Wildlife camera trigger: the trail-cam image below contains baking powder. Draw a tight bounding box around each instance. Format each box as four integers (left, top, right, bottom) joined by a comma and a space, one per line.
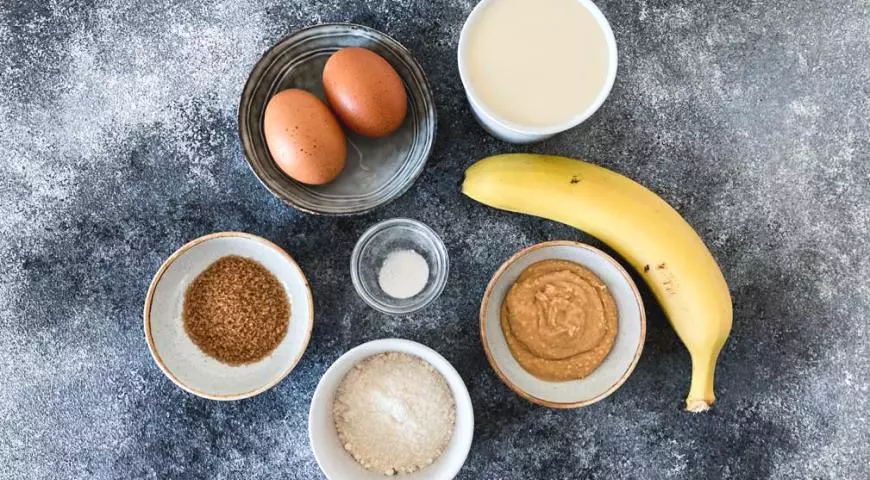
378, 249, 429, 299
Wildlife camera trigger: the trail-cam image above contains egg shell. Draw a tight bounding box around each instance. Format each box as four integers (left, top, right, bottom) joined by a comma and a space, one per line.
263, 89, 347, 185
322, 47, 408, 138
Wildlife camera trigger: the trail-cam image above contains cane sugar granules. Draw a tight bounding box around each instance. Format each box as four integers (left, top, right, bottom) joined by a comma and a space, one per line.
182, 255, 290, 365
333, 352, 456, 475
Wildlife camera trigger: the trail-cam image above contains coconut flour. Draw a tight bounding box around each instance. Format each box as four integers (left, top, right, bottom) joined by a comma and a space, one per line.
333, 352, 456, 475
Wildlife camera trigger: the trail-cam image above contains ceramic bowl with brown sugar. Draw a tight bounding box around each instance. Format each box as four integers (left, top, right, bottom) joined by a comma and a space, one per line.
480, 240, 646, 408
143, 232, 314, 401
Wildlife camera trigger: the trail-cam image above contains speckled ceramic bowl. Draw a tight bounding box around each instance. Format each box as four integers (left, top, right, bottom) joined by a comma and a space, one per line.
239, 23, 436, 215
480, 241, 645, 408
143, 232, 314, 401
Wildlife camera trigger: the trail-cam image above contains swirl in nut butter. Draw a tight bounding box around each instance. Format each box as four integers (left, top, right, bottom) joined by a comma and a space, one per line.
500, 260, 618, 381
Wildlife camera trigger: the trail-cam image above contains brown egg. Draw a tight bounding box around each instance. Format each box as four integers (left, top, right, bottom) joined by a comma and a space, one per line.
263, 89, 347, 185
322, 47, 408, 138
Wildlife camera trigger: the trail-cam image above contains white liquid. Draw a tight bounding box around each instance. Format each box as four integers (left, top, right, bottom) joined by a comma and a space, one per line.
378, 250, 429, 299
464, 0, 610, 127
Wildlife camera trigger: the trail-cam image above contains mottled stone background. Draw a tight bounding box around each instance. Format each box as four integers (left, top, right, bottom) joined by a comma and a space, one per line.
1, 0, 868, 478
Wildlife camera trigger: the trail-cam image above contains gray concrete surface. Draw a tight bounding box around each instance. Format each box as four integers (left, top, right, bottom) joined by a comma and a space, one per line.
1, 0, 868, 478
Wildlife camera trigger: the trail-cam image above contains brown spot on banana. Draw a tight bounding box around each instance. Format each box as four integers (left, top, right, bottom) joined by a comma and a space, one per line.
649, 264, 679, 296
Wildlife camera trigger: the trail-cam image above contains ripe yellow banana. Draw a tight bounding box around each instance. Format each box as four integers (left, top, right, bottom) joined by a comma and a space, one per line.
462, 154, 732, 412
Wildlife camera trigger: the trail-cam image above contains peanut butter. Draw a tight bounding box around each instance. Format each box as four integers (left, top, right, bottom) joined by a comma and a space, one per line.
500, 260, 618, 381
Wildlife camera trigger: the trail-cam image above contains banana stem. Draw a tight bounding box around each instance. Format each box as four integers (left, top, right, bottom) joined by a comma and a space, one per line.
686, 351, 718, 413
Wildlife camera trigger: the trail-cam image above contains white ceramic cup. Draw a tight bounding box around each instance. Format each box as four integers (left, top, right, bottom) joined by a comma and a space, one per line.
457, 0, 618, 144
309, 339, 474, 480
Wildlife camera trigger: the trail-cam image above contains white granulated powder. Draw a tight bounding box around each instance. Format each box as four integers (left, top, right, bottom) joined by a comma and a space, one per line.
378, 250, 429, 299
333, 352, 456, 476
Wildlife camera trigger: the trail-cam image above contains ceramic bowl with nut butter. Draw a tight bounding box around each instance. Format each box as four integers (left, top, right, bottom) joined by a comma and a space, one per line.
480, 241, 645, 408
144, 232, 314, 401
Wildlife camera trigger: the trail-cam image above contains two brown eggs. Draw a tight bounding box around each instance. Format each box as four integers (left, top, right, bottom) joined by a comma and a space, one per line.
263, 48, 408, 185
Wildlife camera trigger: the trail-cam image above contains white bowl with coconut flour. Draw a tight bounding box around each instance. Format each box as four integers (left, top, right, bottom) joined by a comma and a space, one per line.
309, 339, 474, 480
458, 0, 618, 143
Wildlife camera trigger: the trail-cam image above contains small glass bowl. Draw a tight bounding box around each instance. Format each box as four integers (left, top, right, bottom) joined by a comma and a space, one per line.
350, 218, 449, 314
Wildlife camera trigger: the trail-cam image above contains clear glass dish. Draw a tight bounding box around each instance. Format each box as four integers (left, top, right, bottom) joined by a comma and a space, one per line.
350, 218, 449, 314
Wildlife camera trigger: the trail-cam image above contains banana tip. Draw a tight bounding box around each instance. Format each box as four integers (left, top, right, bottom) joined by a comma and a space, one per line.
685, 399, 713, 413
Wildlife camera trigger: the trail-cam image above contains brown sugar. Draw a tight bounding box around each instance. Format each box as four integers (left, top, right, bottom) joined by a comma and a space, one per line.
183, 255, 290, 365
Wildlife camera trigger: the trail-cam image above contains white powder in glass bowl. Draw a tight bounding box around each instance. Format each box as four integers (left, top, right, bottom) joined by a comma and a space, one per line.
377, 249, 429, 299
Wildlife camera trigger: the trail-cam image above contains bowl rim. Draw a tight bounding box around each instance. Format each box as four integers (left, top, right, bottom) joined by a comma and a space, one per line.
238, 22, 437, 216
479, 240, 646, 409
349, 218, 450, 315
457, 0, 618, 136
142, 231, 315, 401
308, 338, 474, 480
